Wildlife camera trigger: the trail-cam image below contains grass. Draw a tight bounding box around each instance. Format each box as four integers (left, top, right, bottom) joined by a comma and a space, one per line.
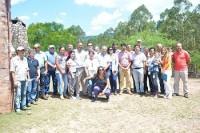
0, 78, 200, 132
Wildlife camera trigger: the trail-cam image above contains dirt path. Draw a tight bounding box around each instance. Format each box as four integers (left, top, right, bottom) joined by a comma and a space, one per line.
0, 78, 200, 133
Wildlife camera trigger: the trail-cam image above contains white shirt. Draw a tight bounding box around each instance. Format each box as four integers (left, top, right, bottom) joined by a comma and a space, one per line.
74, 49, 86, 68
98, 53, 110, 68
10, 56, 29, 81
132, 52, 146, 68
67, 59, 78, 73
85, 58, 99, 76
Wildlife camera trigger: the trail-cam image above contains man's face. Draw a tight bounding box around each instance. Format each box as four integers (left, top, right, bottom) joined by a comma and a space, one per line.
137, 41, 142, 46
34, 46, 40, 52
121, 45, 126, 51
18, 50, 25, 56
87, 43, 93, 51
176, 44, 182, 52
49, 47, 55, 53
134, 46, 140, 52
29, 51, 35, 58
127, 45, 131, 51
101, 47, 107, 54
68, 45, 73, 51
78, 43, 83, 50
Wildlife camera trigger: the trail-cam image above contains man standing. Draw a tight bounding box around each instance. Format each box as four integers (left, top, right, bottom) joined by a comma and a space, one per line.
132, 45, 146, 95
46, 45, 57, 96
34, 43, 48, 100
27, 49, 40, 106
65, 43, 73, 57
74, 42, 87, 98
137, 39, 144, 52
118, 43, 132, 95
10, 46, 30, 114
172, 43, 191, 98
98, 46, 110, 71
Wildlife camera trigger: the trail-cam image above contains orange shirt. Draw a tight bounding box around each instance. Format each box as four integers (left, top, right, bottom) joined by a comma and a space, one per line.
162, 54, 172, 70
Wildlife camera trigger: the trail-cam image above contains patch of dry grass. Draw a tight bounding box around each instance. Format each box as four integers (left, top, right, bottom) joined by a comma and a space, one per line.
0, 78, 200, 133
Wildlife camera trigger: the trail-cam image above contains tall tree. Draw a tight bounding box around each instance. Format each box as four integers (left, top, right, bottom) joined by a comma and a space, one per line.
67, 25, 86, 42
128, 4, 156, 34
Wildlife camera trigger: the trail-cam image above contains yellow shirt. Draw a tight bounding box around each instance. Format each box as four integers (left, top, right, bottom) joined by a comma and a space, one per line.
162, 54, 172, 70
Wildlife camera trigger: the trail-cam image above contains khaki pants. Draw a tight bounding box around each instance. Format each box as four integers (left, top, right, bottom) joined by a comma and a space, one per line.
173, 69, 188, 94
119, 68, 131, 93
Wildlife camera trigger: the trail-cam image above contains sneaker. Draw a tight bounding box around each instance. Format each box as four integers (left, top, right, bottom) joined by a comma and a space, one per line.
60, 95, 64, 100
167, 96, 172, 99
70, 96, 77, 100
64, 95, 69, 99
76, 96, 82, 100
16, 111, 22, 115
119, 92, 123, 95
184, 93, 188, 98
164, 95, 167, 99
41, 95, 48, 100
127, 91, 133, 95
45, 94, 49, 98
114, 92, 118, 95
172, 93, 179, 96
154, 94, 158, 98
27, 103, 31, 107
31, 101, 37, 105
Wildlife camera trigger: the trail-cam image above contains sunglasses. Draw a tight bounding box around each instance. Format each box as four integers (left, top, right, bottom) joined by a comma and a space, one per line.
109, 49, 113, 50
34, 47, 39, 49
98, 68, 104, 71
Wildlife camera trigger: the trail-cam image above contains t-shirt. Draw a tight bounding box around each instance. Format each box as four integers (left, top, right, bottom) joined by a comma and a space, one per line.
67, 58, 78, 73
92, 74, 108, 90
56, 55, 67, 73
172, 50, 190, 71
27, 57, 39, 78
162, 54, 172, 70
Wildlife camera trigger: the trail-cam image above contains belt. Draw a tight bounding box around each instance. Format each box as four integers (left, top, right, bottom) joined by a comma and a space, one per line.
133, 67, 143, 69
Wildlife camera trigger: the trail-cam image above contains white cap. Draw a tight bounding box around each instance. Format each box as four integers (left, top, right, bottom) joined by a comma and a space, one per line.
49, 45, 55, 48
137, 39, 142, 42
16, 46, 25, 51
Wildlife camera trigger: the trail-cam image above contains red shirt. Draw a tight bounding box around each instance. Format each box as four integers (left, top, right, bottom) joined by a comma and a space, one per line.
172, 50, 190, 70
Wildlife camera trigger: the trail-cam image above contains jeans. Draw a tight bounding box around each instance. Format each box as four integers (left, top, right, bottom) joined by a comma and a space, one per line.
164, 70, 172, 97
40, 68, 48, 96
15, 81, 27, 112
132, 68, 144, 93
158, 68, 165, 93
27, 78, 38, 103
109, 70, 118, 93
46, 70, 57, 95
150, 71, 158, 95
93, 86, 111, 99
56, 72, 68, 96
87, 79, 93, 96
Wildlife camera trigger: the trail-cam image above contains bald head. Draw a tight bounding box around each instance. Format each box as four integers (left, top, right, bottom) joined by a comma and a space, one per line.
176, 43, 182, 52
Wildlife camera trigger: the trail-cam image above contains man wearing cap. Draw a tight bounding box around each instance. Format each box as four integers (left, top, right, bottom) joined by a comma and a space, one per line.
118, 43, 132, 95
137, 39, 144, 52
45, 45, 58, 96
10, 46, 30, 114
34, 43, 48, 100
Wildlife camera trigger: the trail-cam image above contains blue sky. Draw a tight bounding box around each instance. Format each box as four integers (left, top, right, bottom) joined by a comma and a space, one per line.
11, 0, 199, 36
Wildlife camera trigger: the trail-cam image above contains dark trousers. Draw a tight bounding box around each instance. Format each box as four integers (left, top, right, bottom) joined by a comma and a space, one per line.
144, 70, 153, 93
150, 71, 158, 95
158, 68, 165, 94
46, 70, 57, 95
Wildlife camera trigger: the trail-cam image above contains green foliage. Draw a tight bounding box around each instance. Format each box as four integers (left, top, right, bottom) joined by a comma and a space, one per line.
190, 50, 200, 72
27, 22, 76, 51
67, 25, 86, 42
126, 31, 176, 48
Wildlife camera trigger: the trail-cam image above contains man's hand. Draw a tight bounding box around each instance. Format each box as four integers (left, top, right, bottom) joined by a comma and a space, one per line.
13, 80, 18, 88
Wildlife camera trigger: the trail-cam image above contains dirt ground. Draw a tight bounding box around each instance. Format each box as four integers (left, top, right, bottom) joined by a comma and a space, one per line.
0, 78, 200, 133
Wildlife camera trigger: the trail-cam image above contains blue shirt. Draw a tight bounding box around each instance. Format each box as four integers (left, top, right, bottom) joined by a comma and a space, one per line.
27, 57, 39, 78
46, 51, 57, 71
35, 51, 47, 68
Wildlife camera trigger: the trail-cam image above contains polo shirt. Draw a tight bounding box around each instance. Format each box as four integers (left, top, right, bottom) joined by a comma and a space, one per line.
172, 50, 190, 71
46, 51, 57, 71
34, 51, 47, 68
27, 57, 39, 78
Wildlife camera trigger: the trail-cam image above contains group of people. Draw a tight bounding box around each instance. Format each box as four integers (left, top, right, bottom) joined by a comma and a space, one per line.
10, 39, 191, 114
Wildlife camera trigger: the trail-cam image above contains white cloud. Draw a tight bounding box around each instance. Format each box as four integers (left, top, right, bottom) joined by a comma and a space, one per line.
59, 12, 67, 16
55, 19, 64, 24
11, 0, 26, 5
18, 16, 30, 21
32, 12, 38, 16
91, 10, 122, 26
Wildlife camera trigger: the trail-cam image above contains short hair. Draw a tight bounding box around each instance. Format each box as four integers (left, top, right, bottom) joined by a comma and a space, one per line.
121, 43, 127, 47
